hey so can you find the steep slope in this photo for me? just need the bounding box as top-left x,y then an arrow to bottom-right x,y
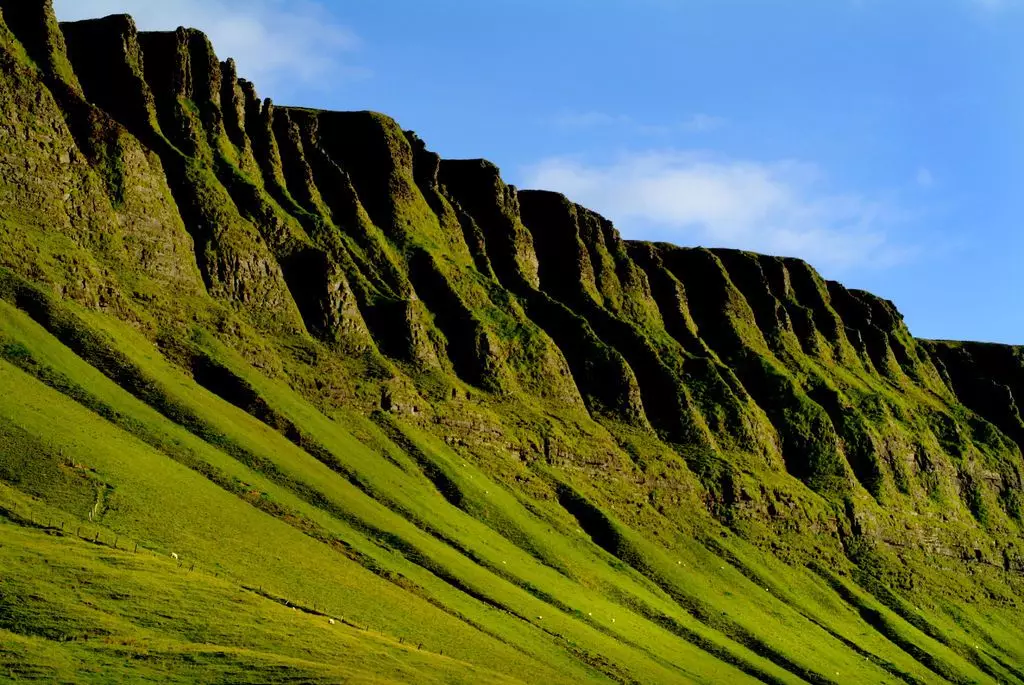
1,3 -> 1023,683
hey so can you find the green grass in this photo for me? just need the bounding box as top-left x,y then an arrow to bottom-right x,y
0,497 -> 524,684
1,295 -> 1020,683
2,6 -> 1024,682
0,316 -> 595,683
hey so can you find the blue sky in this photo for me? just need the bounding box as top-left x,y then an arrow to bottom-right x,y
54,0 -> 1024,343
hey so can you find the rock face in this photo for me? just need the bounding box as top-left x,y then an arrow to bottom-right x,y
1,2 -> 1024,682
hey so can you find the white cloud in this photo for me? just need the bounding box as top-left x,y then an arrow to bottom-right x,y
51,0 -> 365,94
523,151 -> 913,270
916,167 -> 934,188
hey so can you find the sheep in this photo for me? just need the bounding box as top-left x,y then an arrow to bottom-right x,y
170,552 -> 179,561
328,618 -> 336,625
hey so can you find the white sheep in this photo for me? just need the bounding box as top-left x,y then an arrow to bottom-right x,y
170,552 -> 179,561
329,618 -> 336,625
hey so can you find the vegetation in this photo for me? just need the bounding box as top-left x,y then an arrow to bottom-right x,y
0,2 -> 1023,682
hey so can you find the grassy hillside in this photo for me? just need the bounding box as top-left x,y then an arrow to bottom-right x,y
0,2 -> 1023,683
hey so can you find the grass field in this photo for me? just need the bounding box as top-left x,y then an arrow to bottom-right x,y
0,288 -> 1022,683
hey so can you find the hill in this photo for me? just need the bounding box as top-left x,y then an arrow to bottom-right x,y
1,2 -> 1023,682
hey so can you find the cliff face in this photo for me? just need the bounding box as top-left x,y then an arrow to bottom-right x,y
1,3 -> 1023,683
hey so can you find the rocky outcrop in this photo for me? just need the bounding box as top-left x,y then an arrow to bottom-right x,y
439,159 -> 538,288
0,0 -> 79,91
925,340 -> 1024,449
1,4 -> 1023,649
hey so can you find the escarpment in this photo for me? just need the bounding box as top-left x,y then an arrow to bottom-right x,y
438,158 -> 538,287
0,0 -> 1019,555
3,3 -> 1024,681
925,341 -> 1024,448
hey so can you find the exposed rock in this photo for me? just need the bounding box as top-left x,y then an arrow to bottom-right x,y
439,158 -> 539,288
1,13 -> 1024,676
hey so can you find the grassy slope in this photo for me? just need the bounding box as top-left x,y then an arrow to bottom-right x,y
1,286 -> 1021,684
0,5 -> 1023,683
0,303 -> 602,684
0,494 -> 521,684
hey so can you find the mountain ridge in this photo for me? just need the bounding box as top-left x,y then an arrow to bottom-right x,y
1,2 -> 1023,682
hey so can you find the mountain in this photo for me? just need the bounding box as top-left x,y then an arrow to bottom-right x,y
1,2 -> 1023,682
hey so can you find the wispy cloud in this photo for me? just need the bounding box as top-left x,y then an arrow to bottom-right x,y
51,0 -> 366,94
523,151 -> 914,270
553,110 -> 725,135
